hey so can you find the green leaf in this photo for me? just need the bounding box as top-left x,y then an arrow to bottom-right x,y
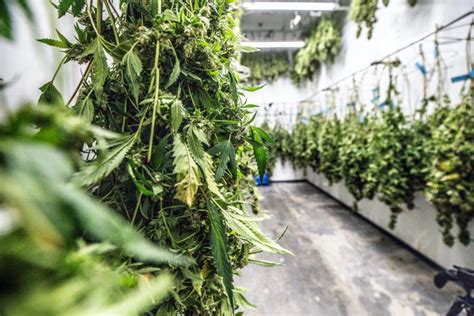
38,81 -> 64,105
208,202 -> 234,310
252,144 -> 267,179
241,104 -> 259,109
201,152 -> 224,200
171,100 -> 184,132
181,70 -> 202,83
71,0 -> 86,16
242,84 -> 266,92
58,0 -> 73,17
126,163 -> 155,196
74,93 -> 94,123
93,40 -> 109,95
173,134 -> 200,207
56,29 -> 72,47
222,206 -> 292,255
63,183 -> 188,265
100,274 -> 174,315
0,141 -> 189,265
165,45 -> 180,88
187,126 -> 205,160
245,112 -> 257,125
74,23 -> 86,43
73,135 -> 136,187
210,140 -> 237,180
0,0 -> 12,40
197,88 -> 215,109
37,38 -> 68,48
227,70 -> 239,106
122,48 -> 142,103
248,258 -> 283,267
81,39 -> 109,96
186,126 -> 223,200
191,124 -> 209,146
152,134 -> 172,169
252,126 -> 275,145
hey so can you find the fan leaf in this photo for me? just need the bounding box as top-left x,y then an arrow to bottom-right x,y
208,202 -> 234,310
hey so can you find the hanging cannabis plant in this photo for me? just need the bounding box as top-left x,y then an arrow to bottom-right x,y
426,92 -> 474,246
40,0 -> 289,313
350,0 -> 417,39
292,17 -> 341,84
241,52 -> 289,85
260,121 -> 277,174
268,57 -> 472,246
305,113 -> 324,172
271,123 -> 293,166
318,114 -> 343,184
362,62 -> 424,228
290,118 -> 311,169
339,110 -> 373,203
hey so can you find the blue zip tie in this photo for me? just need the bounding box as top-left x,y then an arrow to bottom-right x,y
451,69 -> 474,83
371,87 -> 380,103
434,45 -> 440,59
415,62 -> 427,75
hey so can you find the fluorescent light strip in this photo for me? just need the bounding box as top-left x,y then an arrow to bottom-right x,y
244,41 -> 305,48
242,2 -> 337,11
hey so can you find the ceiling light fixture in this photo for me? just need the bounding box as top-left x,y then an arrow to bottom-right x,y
243,41 -> 305,48
242,1 -> 337,11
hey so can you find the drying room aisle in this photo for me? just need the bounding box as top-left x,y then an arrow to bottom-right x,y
237,182 -> 460,316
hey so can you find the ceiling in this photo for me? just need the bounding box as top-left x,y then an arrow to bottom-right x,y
240,0 -> 348,45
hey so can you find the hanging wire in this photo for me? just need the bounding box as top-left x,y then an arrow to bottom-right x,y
302,10 -> 474,103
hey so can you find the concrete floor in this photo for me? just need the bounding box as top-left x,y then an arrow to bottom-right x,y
237,182 -> 461,316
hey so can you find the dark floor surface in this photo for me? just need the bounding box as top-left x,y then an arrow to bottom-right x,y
237,182 -> 461,316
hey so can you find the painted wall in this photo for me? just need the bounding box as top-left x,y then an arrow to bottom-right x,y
312,0 -> 472,116
248,76 -> 315,129
0,2 -> 81,114
305,169 -> 474,269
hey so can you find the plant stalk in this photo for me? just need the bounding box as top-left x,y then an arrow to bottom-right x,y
103,0 -> 119,45
96,0 -> 103,35
131,192 -> 143,226
148,40 -> 161,162
67,61 -> 92,106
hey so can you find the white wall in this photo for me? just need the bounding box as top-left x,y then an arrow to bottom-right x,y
306,169 -> 474,269
248,77 -> 315,129
0,2 -> 81,113
271,158 -> 306,181
313,0 -> 472,116
249,0 -> 473,124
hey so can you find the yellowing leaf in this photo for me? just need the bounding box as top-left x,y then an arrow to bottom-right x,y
173,135 -> 200,207
441,173 -> 460,182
